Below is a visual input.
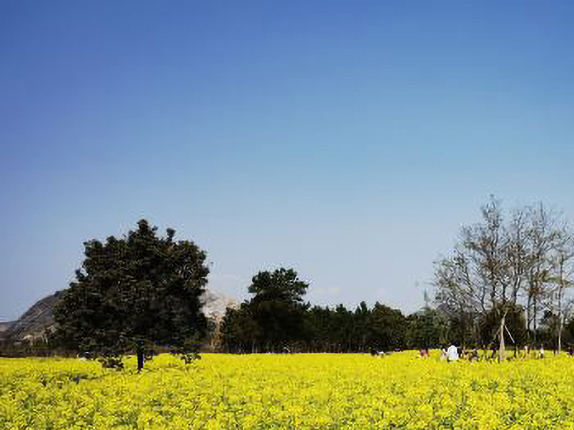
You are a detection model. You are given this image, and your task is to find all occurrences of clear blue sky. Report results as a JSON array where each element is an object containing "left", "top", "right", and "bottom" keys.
[{"left": 2, "top": 1, "right": 574, "bottom": 321}]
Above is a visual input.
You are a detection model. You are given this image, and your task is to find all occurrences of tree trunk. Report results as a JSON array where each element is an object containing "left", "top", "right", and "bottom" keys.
[
  {"left": 526, "top": 291, "right": 532, "bottom": 346},
  {"left": 533, "top": 294, "right": 538, "bottom": 345},
  {"left": 137, "top": 349, "right": 144, "bottom": 372},
  {"left": 135, "top": 340, "right": 145, "bottom": 372},
  {"left": 558, "top": 260, "right": 564, "bottom": 354}
]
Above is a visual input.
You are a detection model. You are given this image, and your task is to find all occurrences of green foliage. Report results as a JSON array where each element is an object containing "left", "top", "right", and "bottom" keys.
[
  {"left": 248, "top": 268, "right": 308, "bottom": 304},
  {"left": 478, "top": 303, "right": 527, "bottom": 347},
  {"left": 405, "top": 307, "right": 447, "bottom": 349},
  {"left": 52, "top": 220, "right": 209, "bottom": 367},
  {"left": 562, "top": 317, "right": 574, "bottom": 348},
  {"left": 221, "top": 302, "right": 261, "bottom": 353},
  {"left": 366, "top": 302, "right": 407, "bottom": 351},
  {"left": 222, "top": 283, "right": 412, "bottom": 353},
  {"left": 539, "top": 311, "right": 562, "bottom": 348},
  {"left": 172, "top": 339, "right": 203, "bottom": 364},
  {"left": 98, "top": 354, "right": 124, "bottom": 370},
  {"left": 222, "top": 268, "right": 309, "bottom": 352}
]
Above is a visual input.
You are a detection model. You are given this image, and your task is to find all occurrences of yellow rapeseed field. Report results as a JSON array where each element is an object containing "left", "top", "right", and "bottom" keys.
[{"left": 2, "top": 351, "right": 574, "bottom": 429}]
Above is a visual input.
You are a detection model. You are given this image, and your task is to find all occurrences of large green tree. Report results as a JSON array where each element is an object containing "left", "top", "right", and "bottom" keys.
[
  {"left": 247, "top": 268, "right": 309, "bottom": 352},
  {"left": 53, "top": 220, "right": 208, "bottom": 368},
  {"left": 366, "top": 302, "right": 406, "bottom": 351},
  {"left": 405, "top": 307, "right": 446, "bottom": 350}
]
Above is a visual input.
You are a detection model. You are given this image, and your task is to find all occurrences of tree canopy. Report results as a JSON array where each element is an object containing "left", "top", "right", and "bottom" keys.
[
  {"left": 221, "top": 268, "right": 310, "bottom": 352},
  {"left": 53, "top": 220, "right": 209, "bottom": 367},
  {"left": 221, "top": 269, "right": 431, "bottom": 353}
]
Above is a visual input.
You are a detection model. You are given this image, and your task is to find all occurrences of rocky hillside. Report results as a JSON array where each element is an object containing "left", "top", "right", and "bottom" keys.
[
  {"left": 202, "top": 289, "right": 237, "bottom": 322},
  {"left": 1, "top": 289, "right": 236, "bottom": 342},
  {"left": 0, "top": 322, "right": 14, "bottom": 335},
  {"left": 3, "top": 292, "right": 62, "bottom": 341}
]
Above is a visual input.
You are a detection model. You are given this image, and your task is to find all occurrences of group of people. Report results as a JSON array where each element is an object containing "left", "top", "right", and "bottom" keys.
[
  {"left": 417, "top": 343, "right": 572, "bottom": 362},
  {"left": 437, "top": 344, "right": 479, "bottom": 362},
  {"left": 376, "top": 344, "right": 574, "bottom": 361},
  {"left": 417, "top": 343, "right": 465, "bottom": 362}
]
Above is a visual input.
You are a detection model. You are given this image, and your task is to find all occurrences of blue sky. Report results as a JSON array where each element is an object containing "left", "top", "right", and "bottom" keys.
[{"left": 2, "top": 1, "right": 574, "bottom": 320}]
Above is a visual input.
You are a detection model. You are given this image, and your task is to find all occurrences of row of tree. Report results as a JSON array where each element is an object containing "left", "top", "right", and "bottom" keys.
[
  {"left": 221, "top": 300, "right": 446, "bottom": 353},
  {"left": 47, "top": 197, "right": 574, "bottom": 368},
  {"left": 219, "top": 269, "right": 574, "bottom": 354},
  {"left": 218, "top": 268, "right": 443, "bottom": 353},
  {"left": 50, "top": 221, "right": 446, "bottom": 363}
]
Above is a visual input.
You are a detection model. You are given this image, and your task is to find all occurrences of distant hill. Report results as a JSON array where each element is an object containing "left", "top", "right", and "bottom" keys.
[
  {"left": 1, "top": 289, "right": 236, "bottom": 343},
  {"left": 202, "top": 288, "right": 237, "bottom": 322},
  {"left": 0, "top": 321, "right": 14, "bottom": 334},
  {"left": 3, "top": 292, "right": 62, "bottom": 341}
]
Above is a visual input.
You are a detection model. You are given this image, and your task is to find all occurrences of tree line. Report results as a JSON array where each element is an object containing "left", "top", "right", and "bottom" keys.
[
  {"left": 38, "top": 197, "right": 574, "bottom": 368},
  {"left": 218, "top": 268, "right": 444, "bottom": 353},
  {"left": 220, "top": 197, "right": 574, "bottom": 355}
]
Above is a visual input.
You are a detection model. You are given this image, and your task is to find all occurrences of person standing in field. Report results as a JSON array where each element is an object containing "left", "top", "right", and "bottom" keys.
[
  {"left": 538, "top": 345, "right": 545, "bottom": 359},
  {"left": 447, "top": 342, "right": 459, "bottom": 362}
]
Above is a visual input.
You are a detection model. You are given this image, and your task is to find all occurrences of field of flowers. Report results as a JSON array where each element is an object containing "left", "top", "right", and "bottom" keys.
[{"left": 2, "top": 351, "right": 574, "bottom": 429}]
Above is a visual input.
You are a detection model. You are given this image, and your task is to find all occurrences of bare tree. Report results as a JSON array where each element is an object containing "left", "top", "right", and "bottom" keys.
[
  {"left": 549, "top": 225, "right": 574, "bottom": 352},
  {"left": 524, "top": 204, "right": 559, "bottom": 345},
  {"left": 506, "top": 208, "right": 529, "bottom": 305},
  {"left": 434, "top": 197, "right": 574, "bottom": 352},
  {"left": 433, "top": 252, "right": 478, "bottom": 345},
  {"left": 461, "top": 196, "right": 509, "bottom": 310}
]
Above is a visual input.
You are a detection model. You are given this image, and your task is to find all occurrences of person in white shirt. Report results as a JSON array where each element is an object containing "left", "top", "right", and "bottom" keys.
[
  {"left": 446, "top": 343, "right": 459, "bottom": 362},
  {"left": 538, "top": 345, "right": 545, "bottom": 359}
]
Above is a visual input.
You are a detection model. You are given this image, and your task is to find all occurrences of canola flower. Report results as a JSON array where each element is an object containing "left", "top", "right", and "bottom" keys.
[{"left": 2, "top": 351, "right": 574, "bottom": 429}]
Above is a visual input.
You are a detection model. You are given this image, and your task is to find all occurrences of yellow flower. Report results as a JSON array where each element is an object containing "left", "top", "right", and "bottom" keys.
[{"left": 3, "top": 352, "right": 574, "bottom": 429}]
